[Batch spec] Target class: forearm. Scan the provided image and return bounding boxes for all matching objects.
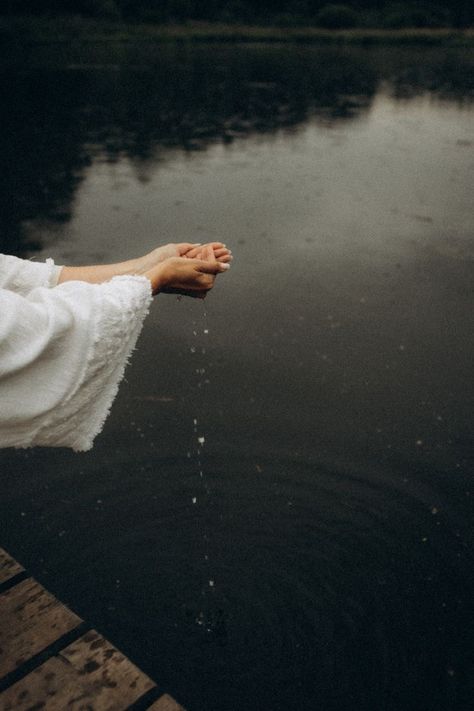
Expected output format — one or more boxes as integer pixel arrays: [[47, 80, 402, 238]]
[[58, 257, 143, 285], [57, 242, 231, 294]]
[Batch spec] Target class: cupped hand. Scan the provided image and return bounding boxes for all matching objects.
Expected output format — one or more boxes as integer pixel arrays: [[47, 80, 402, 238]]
[[138, 242, 232, 274], [145, 245, 229, 297], [182, 242, 232, 264]]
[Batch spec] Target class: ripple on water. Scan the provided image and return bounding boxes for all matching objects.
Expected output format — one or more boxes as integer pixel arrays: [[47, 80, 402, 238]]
[[41, 450, 474, 710]]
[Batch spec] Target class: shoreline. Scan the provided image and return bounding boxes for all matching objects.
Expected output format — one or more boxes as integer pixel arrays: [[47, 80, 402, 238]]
[[1, 17, 473, 46]]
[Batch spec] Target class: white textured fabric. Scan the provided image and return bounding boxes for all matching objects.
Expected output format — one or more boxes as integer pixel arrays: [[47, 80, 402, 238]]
[[0, 254, 152, 451], [0, 253, 62, 293]]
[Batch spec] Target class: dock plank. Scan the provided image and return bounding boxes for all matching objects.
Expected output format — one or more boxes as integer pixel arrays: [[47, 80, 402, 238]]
[[0, 548, 24, 585], [0, 630, 156, 711], [0, 549, 187, 711], [147, 693, 187, 710], [0, 577, 82, 678]]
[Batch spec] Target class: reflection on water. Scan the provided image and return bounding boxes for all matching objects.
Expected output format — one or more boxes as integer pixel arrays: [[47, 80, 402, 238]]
[[0, 45, 472, 254], [0, 44, 473, 711]]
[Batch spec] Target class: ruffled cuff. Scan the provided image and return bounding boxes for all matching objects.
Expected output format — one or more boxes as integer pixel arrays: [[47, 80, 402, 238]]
[[31, 275, 153, 451]]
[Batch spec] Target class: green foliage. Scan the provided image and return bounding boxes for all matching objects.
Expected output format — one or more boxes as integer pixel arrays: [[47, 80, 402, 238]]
[[218, 1, 253, 24], [382, 2, 449, 28], [0, 0, 471, 28], [315, 4, 360, 28], [83, 0, 121, 19], [273, 12, 306, 27]]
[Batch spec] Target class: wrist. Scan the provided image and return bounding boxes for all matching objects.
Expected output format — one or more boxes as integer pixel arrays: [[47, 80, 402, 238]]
[[144, 262, 167, 295], [130, 255, 149, 276]]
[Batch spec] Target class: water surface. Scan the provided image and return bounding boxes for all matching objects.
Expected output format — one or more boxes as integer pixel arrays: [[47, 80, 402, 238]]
[[0, 44, 473, 711]]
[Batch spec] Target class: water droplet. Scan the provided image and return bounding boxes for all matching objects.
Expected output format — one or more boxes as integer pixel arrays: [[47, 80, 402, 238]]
[[190, 346, 196, 353], [192, 497, 197, 504], [209, 580, 215, 587], [203, 329, 209, 334], [198, 436, 205, 445]]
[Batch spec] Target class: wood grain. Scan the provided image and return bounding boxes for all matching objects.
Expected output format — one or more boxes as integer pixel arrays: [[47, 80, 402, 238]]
[[147, 693, 187, 710], [0, 630, 156, 710], [0, 550, 184, 711], [0, 577, 81, 678], [0, 549, 24, 585]]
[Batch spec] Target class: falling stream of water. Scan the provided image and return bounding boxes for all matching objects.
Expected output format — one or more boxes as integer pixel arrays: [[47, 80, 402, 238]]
[[190, 306, 217, 633]]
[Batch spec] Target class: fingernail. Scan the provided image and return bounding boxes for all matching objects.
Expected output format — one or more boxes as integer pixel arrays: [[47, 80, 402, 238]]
[[219, 263, 231, 270]]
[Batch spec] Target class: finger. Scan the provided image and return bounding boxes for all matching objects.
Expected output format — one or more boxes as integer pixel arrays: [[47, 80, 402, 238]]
[[199, 241, 230, 254], [205, 244, 217, 263], [201, 241, 226, 249], [201, 262, 230, 274], [179, 242, 202, 256], [187, 245, 231, 261], [183, 246, 203, 259], [191, 257, 229, 275], [214, 250, 232, 262], [194, 244, 218, 265]]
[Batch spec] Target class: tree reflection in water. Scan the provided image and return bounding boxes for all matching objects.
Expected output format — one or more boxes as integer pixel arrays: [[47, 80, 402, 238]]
[[0, 44, 472, 255]]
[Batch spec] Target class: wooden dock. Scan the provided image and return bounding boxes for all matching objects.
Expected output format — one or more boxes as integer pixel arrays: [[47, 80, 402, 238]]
[[0, 548, 186, 711]]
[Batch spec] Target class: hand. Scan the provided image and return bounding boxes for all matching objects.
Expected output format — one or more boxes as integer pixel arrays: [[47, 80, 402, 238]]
[[137, 242, 232, 274], [181, 242, 232, 265], [144, 245, 229, 297]]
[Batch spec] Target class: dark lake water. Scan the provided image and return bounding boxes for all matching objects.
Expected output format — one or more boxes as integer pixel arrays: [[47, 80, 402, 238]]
[[0, 43, 473, 710]]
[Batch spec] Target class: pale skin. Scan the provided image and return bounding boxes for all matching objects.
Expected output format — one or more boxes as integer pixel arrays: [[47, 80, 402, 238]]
[[58, 242, 232, 298]]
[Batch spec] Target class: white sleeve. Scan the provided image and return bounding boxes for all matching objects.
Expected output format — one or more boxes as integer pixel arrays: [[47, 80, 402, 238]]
[[0, 275, 152, 452], [0, 254, 63, 294]]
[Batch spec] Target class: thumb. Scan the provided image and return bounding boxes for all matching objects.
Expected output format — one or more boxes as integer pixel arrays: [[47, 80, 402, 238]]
[[194, 259, 230, 274], [196, 245, 230, 274]]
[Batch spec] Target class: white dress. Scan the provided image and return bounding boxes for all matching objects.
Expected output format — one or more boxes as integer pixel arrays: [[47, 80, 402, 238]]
[[0, 254, 152, 451]]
